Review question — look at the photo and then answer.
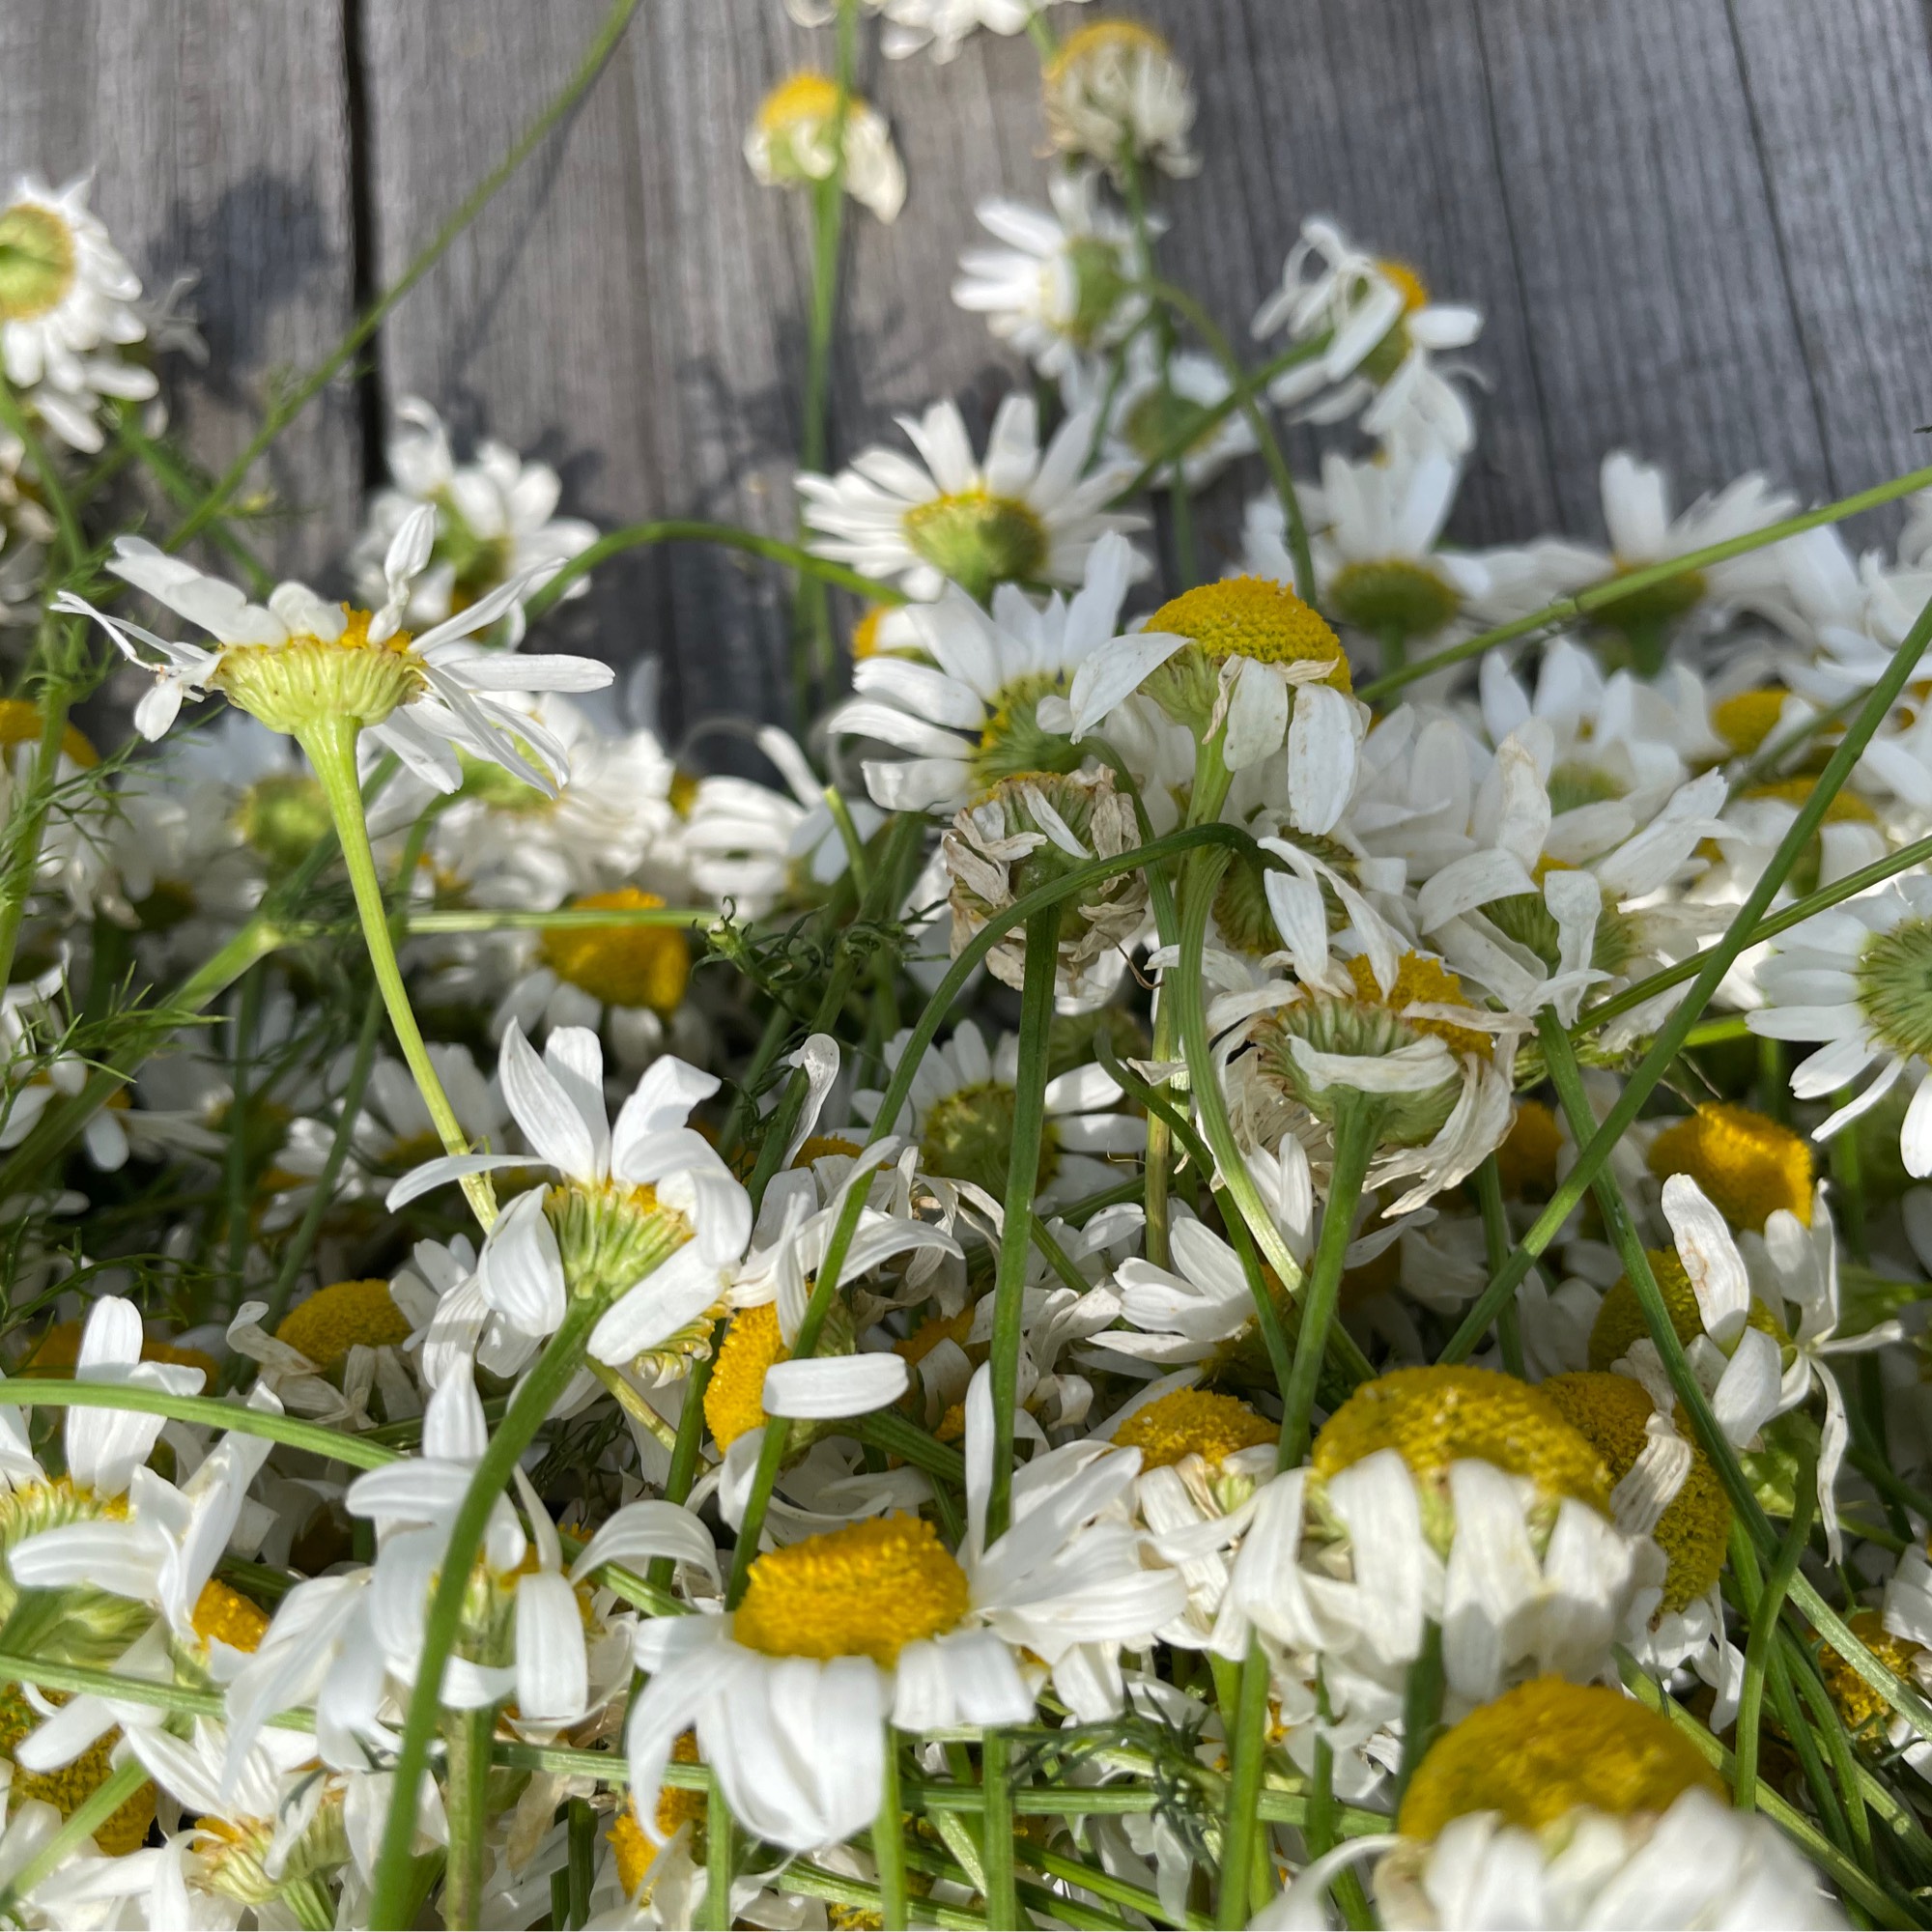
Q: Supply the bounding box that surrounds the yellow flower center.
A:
[757,71,846,133]
[902,491,1049,605]
[0,203,77,323]
[921,1079,1061,1199]
[21,1321,218,1387]
[275,1278,411,1372]
[668,768,701,819]
[1820,1609,1922,1740]
[733,1514,970,1667]
[0,696,98,766]
[1345,951,1492,1061]
[1398,1677,1721,1839]
[539,889,692,1014]
[1541,1373,1730,1610]
[1116,1389,1277,1470]
[1047,19,1173,77]
[793,1133,864,1167]
[1588,1247,1786,1372]
[1146,578,1350,688]
[0,1684,155,1855]
[703,1303,786,1451]
[1712,688,1791,758]
[213,607,424,735]
[1646,1103,1813,1232]
[1742,774,1876,826]
[1377,259,1432,315]
[1313,1365,1612,1517]
[895,1305,977,1368]
[1496,1098,1563,1201]
[612,1732,706,1893]
[190,1578,271,1654]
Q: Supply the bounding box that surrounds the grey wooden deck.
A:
[8,1,1930,736]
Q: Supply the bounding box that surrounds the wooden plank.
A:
[0,1,361,582]
[1474,0,1829,536]
[1725,0,1932,514]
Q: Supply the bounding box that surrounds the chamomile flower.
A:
[1219,1366,1666,1708]
[56,510,611,790]
[388,1023,752,1374]
[1252,219,1482,454]
[830,528,1137,811]
[350,397,597,642]
[625,1364,1187,1851]
[797,394,1144,606]
[1288,1677,1845,1930]
[1070,331,1258,490]
[744,72,905,223]
[826,0,1085,62]
[952,167,1143,378]
[1041,22,1199,180]
[0,175,156,453]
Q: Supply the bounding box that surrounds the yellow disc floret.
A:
[612,1731,705,1892]
[733,1515,969,1667]
[539,889,692,1014]
[1313,1365,1612,1517]
[1398,1677,1721,1839]
[0,697,99,766]
[1377,259,1431,316]
[22,1320,218,1386]
[1116,1389,1277,1470]
[1712,688,1791,758]
[703,1303,786,1451]
[1541,1372,1730,1610]
[793,1134,864,1167]
[1818,1609,1922,1740]
[758,71,843,132]
[1647,1102,1813,1232]
[1588,1247,1785,1372]
[0,202,76,322]
[190,1578,271,1655]
[1046,19,1173,76]
[1346,952,1492,1061]
[275,1278,411,1373]
[0,1683,156,1855]
[1145,578,1350,689]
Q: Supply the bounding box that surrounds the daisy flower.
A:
[55,508,611,792]
[853,1017,1142,1206]
[797,394,1144,606]
[1252,219,1482,454]
[350,397,597,643]
[744,72,905,223]
[625,1363,1188,1852]
[829,528,1137,812]
[1218,1365,1666,1709]
[1275,1678,1842,1929]
[1068,331,1258,491]
[1041,22,1199,180]
[952,167,1144,379]
[0,174,157,453]
[388,1022,752,1375]
[801,0,1086,63]
[1747,874,1932,1176]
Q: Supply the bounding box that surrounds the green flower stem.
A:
[0,621,83,997]
[1394,1619,1446,1809]
[1215,1642,1275,1928]
[1025,9,1059,59]
[522,519,907,628]
[1143,277,1317,608]
[255,981,384,1341]
[1472,1155,1526,1378]
[1786,1637,1889,1874]
[1735,687,1864,791]
[705,1772,734,1931]
[726,823,1262,1597]
[875,1732,909,1930]
[0,1753,146,1918]
[1733,1488,1814,1813]
[404,905,718,934]
[1013,1837,1213,1930]
[986,907,1060,1543]
[300,715,497,1232]
[1362,462,1932,704]
[1112,334,1330,507]
[854,1406,967,1487]
[442,1701,498,1930]
[1166,846,1376,1398]
[219,962,267,1316]
[1577,826,1932,1034]
[1444,580,1932,1369]
[897,1834,1138,1931]
[365,1292,609,1928]
[169,0,643,553]
[1616,1655,1912,1927]
[1281,1090,1379,1467]
[980,1729,1019,1929]
[0,1378,397,1467]
[565,1797,596,1929]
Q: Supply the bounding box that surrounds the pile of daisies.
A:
[4,3,1932,1928]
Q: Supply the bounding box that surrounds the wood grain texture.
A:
[11,0,1932,728]
[0,0,361,581]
